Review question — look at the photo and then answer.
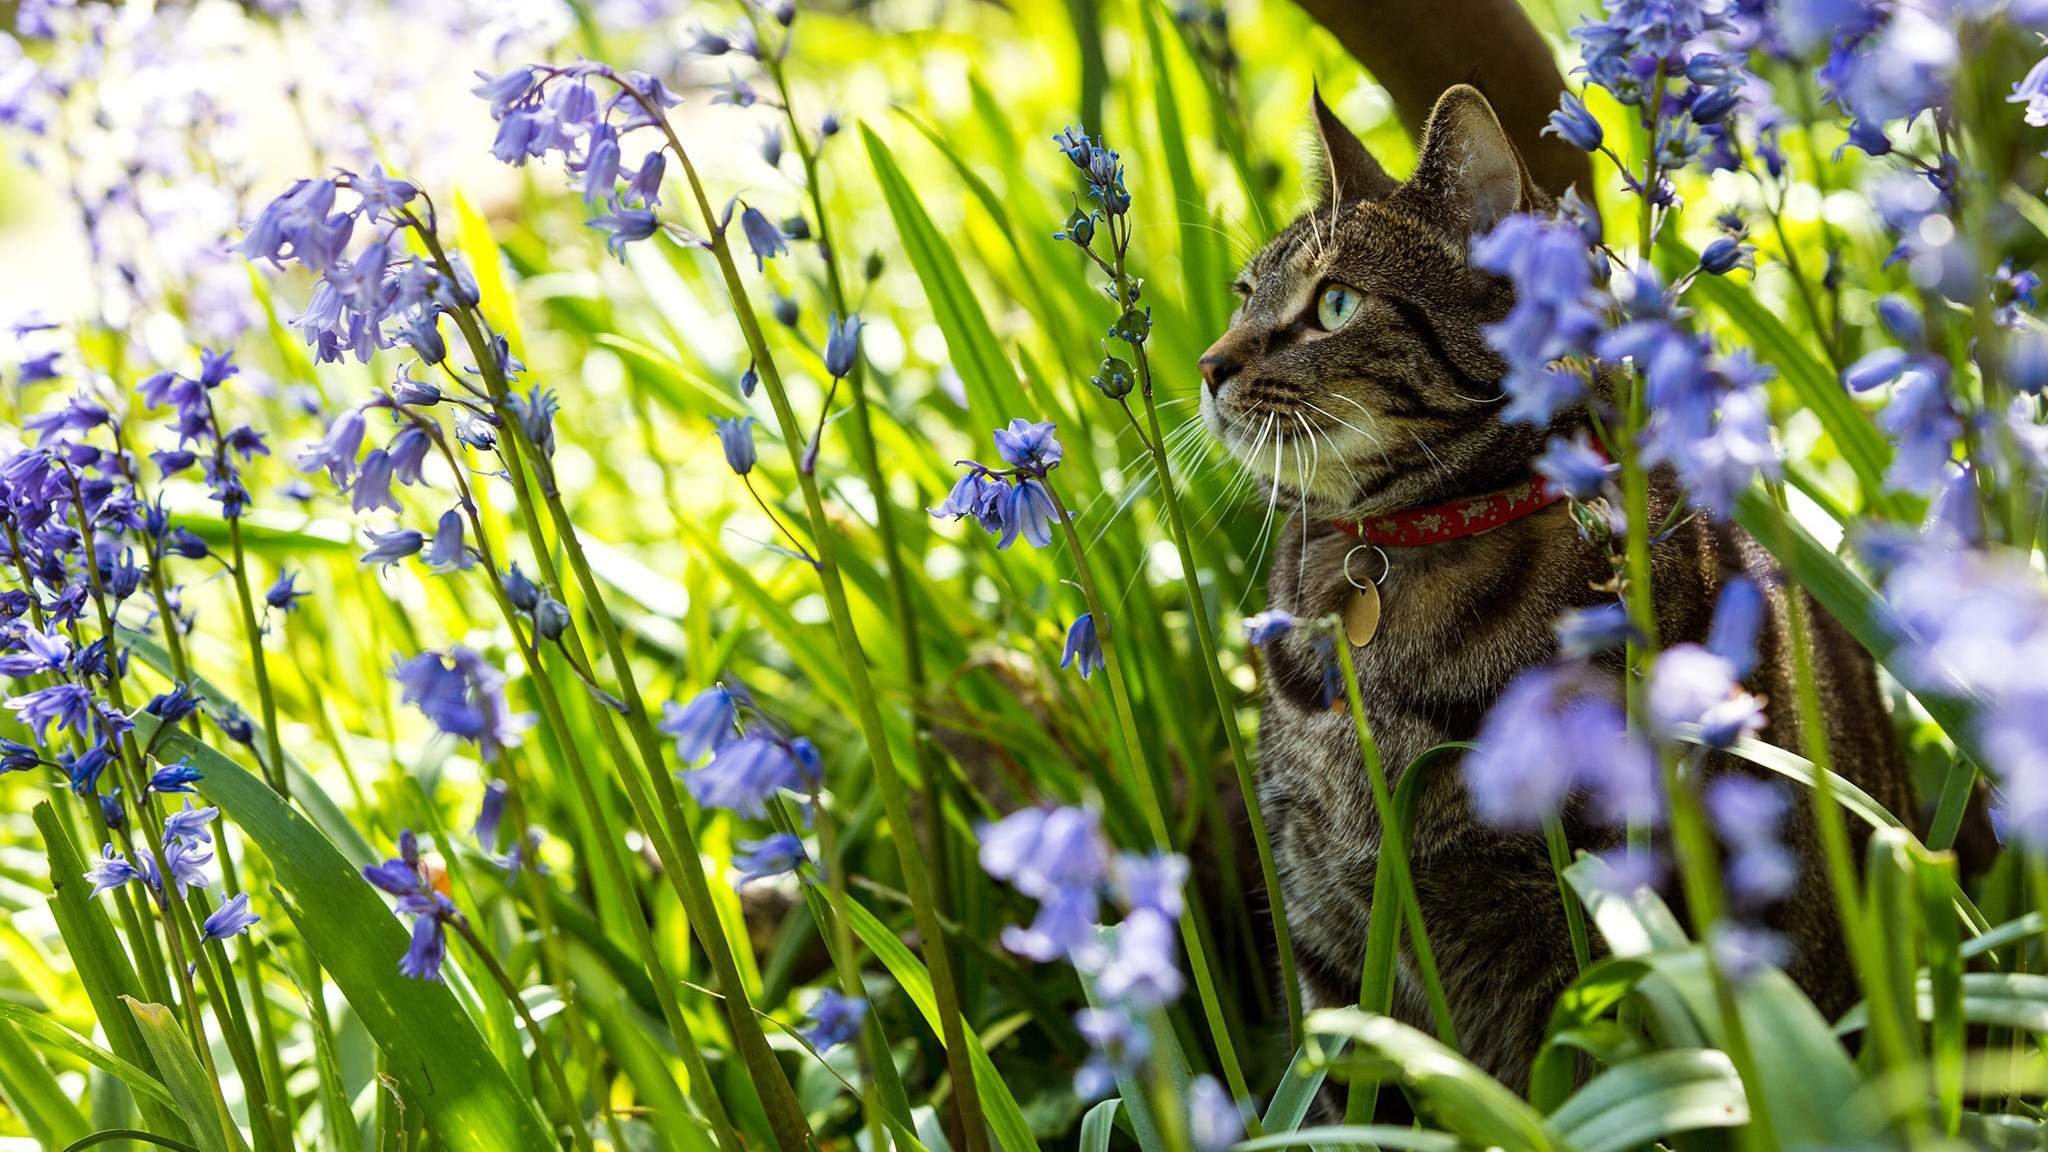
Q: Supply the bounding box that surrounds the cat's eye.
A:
[1315,283,1361,331]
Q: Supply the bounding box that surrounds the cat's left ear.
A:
[1401,85,1540,237]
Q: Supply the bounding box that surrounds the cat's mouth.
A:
[1199,382,1389,504]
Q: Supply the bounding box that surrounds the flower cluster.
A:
[978,805,1190,1097]
[660,681,822,821]
[931,419,1069,550]
[363,830,460,981]
[394,647,527,763]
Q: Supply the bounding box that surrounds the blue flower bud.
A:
[824,314,861,378]
[503,563,542,612]
[1092,356,1135,400]
[1688,85,1741,125]
[535,597,570,641]
[1875,294,1924,346]
[1699,236,1753,275]
[1544,93,1602,152]
[716,415,757,475]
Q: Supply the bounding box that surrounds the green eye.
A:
[1316,283,1361,331]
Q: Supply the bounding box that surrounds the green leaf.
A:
[860,124,1028,431]
[1543,1050,1747,1152]
[1080,1098,1122,1152]
[153,725,557,1152]
[1307,1008,1554,1152]
[0,1018,90,1148]
[0,1001,176,1110]
[32,803,189,1143]
[123,999,248,1152]
[1835,972,2048,1035]
[841,898,1043,1152]
[1263,1036,1346,1135]
[1232,1127,1461,1152]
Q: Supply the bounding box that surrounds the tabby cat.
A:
[1200,84,1918,1091]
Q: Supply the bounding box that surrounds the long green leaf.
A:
[0,1018,91,1148]
[123,1000,248,1152]
[0,1001,176,1110]
[1263,1036,1346,1134]
[1543,1050,1747,1152]
[1306,1008,1554,1152]
[1080,1098,1122,1152]
[1231,1127,1461,1152]
[860,124,1028,432]
[154,725,557,1152]
[1835,972,2048,1034]
[841,898,1043,1152]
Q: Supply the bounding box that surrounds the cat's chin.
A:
[1202,388,1389,509]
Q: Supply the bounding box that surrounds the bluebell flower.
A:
[978,806,1109,901]
[387,426,432,485]
[1649,644,1765,747]
[534,598,570,641]
[824,314,861,378]
[299,407,367,484]
[63,744,114,797]
[0,738,38,774]
[1112,853,1188,919]
[85,846,147,897]
[161,836,215,898]
[266,570,307,613]
[1843,347,1910,393]
[1243,610,1296,644]
[992,418,1063,475]
[350,449,401,515]
[1095,908,1184,1008]
[394,648,523,759]
[626,152,665,207]
[99,790,124,830]
[1878,367,1961,495]
[931,469,1007,533]
[1188,1076,1244,1152]
[472,67,540,118]
[1535,431,1614,499]
[1705,775,1799,911]
[202,892,260,941]
[735,833,806,884]
[163,804,219,846]
[1073,1007,1148,1100]
[801,990,867,1050]
[1713,922,1790,980]
[363,829,428,897]
[148,760,203,794]
[2005,325,2048,395]
[1545,92,1603,151]
[1554,603,1635,658]
[1707,577,1764,678]
[1875,295,1924,346]
[19,350,61,382]
[660,684,741,761]
[7,682,94,740]
[1467,663,1657,827]
[475,780,508,848]
[715,416,757,475]
[1001,886,1104,964]
[400,896,455,981]
[581,129,622,204]
[1061,613,1103,679]
[424,510,471,571]
[2013,55,2048,126]
[360,528,424,569]
[1471,215,1606,424]
[588,206,660,260]
[738,205,787,270]
[1000,479,1060,549]
[683,733,813,817]
[1699,236,1754,275]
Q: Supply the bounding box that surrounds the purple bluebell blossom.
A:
[1649,643,1765,748]
[824,314,861,378]
[626,153,665,207]
[475,780,508,849]
[1243,610,1296,644]
[588,206,660,260]
[1094,908,1184,1008]
[202,892,260,940]
[1060,613,1103,679]
[1000,479,1060,549]
[660,685,741,761]
[979,806,1110,901]
[1535,431,1614,499]
[86,846,147,897]
[735,833,806,884]
[801,990,866,1050]
[715,416,757,475]
[360,528,424,569]
[1554,603,1635,658]
[992,418,1063,475]
[1471,215,1605,424]
[1112,853,1188,919]
[147,760,203,794]
[1073,1007,1148,1099]
[266,570,307,613]
[425,509,472,571]
[1545,92,1603,151]
[682,733,816,817]
[1705,775,1799,910]
[1188,1076,1244,1152]
[738,205,787,270]
[1467,663,1658,827]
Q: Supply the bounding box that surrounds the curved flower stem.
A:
[408,197,808,1147]
[1100,203,1302,1044]
[451,916,595,1152]
[756,28,966,1075]
[1328,627,1455,1049]
[640,99,991,1152]
[1042,480,1262,1124]
[426,412,746,1152]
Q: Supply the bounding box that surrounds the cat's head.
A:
[1200,85,1558,515]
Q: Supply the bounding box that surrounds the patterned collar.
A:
[1331,471,1569,548]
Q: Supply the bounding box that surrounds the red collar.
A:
[1332,472,1569,548]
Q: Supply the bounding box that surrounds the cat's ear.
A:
[1311,86,1396,205]
[1403,85,1538,236]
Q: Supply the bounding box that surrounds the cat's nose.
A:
[1199,352,1243,397]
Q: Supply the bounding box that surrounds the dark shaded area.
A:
[1294,0,1593,198]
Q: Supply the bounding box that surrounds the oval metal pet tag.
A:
[1342,582,1380,648]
